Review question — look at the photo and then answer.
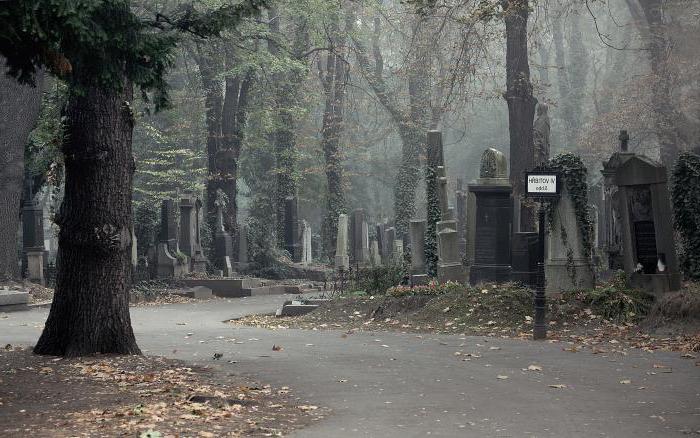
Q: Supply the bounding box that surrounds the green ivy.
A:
[537,153,594,279]
[671,151,700,279]
[424,165,440,277]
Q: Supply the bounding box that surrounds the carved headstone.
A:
[156,199,189,278]
[438,226,464,284]
[601,134,680,293]
[301,221,313,265]
[179,194,208,273]
[350,209,369,265]
[214,206,234,274]
[468,148,512,284]
[410,220,428,285]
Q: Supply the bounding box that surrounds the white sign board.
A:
[527,174,558,195]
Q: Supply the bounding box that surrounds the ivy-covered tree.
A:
[0,0,266,356]
[672,152,700,279]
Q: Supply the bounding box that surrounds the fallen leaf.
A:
[620,379,631,384]
[272,345,283,351]
[548,384,567,389]
[497,375,509,380]
[527,364,543,371]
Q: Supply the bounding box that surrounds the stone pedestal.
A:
[26,249,45,285]
[179,194,208,273]
[468,185,512,284]
[438,228,464,283]
[545,185,595,293]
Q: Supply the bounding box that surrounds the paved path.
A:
[2,296,699,437]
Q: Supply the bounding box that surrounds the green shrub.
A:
[567,273,654,322]
[353,263,408,295]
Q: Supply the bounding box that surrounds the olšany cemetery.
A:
[1,0,699,437]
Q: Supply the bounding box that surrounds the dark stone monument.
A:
[214,207,234,276]
[468,148,513,284]
[350,208,369,265]
[155,199,189,278]
[601,131,681,293]
[284,196,302,262]
[179,193,208,273]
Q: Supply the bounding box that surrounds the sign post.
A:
[525,172,561,340]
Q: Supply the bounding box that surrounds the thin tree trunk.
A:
[0,59,43,280]
[35,78,140,357]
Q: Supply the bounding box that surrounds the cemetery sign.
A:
[526,172,560,198]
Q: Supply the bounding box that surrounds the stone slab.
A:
[276,304,320,317]
[173,286,213,299]
[179,278,262,298]
[0,290,29,306]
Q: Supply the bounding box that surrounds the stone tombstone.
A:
[131,227,138,268]
[335,214,350,271]
[437,166,450,218]
[437,226,464,284]
[455,189,468,257]
[301,220,313,265]
[369,240,381,266]
[533,103,551,166]
[392,239,404,263]
[236,224,249,272]
[545,182,595,293]
[156,199,189,278]
[601,132,681,293]
[427,130,445,169]
[214,206,234,274]
[383,227,396,263]
[26,249,45,285]
[409,220,428,285]
[284,196,302,262]
[375,223,386,263]
[22,195,47,280]
[467,148,512,284]
[350,209,369,265]
[179,193,208,273]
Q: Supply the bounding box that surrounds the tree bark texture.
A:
[34,78,140,357]
[0,59,43,280]
[197,46,253,261]
[635,0,681,165]
[503,0,537,199]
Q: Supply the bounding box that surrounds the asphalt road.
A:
[2,296,699,437]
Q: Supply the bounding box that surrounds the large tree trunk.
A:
[320,49,348,259]
[502,0,537,228]
[635,0,681,165]
[35,78,140,357]
[0,59,43,281]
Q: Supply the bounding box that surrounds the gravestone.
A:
[409,220,428,285]
[455,187,468,257]
[335,214,350,271]
[22,195,47,283]
[545,182,595,293]
[437,166,450,219]
[236,224,249,272]
[601,131,681,293]
[214,207,235,276]
[350,209,369,265]
[179,193,208,273]
[284,196,302,262]
[301,220,313,265]
[438,226,464,283]
[376,223,387,263]
[588,178,608,268]
[392,239,404,263]
[468,148,513,284]
[384,227,396,263]
[131,227,138,268]
[369,240,381,266]
[155,199,189,278]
